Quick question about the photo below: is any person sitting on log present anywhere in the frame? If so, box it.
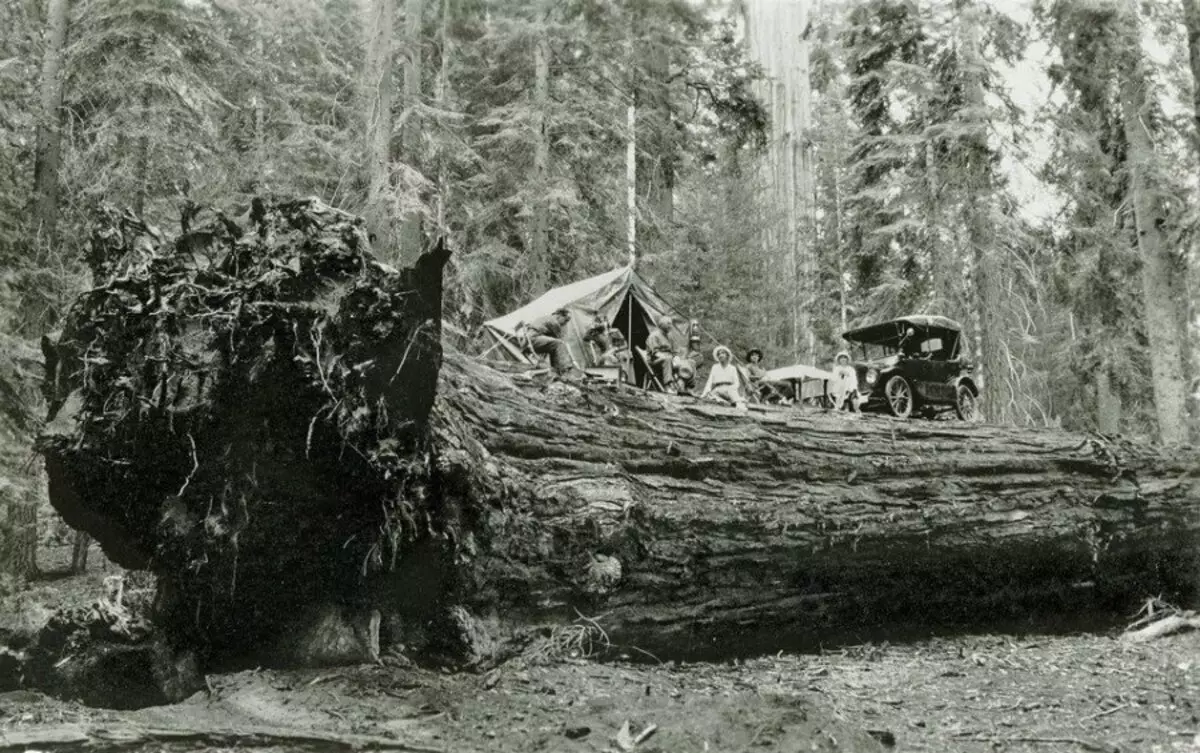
[599,329,634,383]
[744,348,788,404]
[830,350,860,413]
[583,315,611,356]
[646,315,679,392]
[700,346,746,410]
[685,334,705,369]
[526,308,578,378]
[665,334,701,395]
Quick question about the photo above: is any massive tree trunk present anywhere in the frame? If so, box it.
[31,0,69,242]
[398,0,424,260]
[529,0,550,289]
[635,40,673,259]
[436,361,1200,656]
[743,0,815,361]
[362,0,396,260]
[960,7,1006,424]
[1116,0,1191,445]
[32,198,1200,687]
[1177,0,1200,440]
[1182,0,1200,154]
[0,337,43,582]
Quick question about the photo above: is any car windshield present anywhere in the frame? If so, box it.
[856,341,897,361]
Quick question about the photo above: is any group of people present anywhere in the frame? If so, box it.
[516,309,862,412]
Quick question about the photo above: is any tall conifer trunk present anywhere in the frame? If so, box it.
[529,0,550,288]
[31,0,70,243]
[1176,0,1200,437]
[398,0,424,260]
[743,0,814,361]
[362,0,396,260]
[1116,0,1190,445]
[960,5,1004,422]
[434,0,451,231]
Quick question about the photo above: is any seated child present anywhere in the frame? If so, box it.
[830,350,860,412]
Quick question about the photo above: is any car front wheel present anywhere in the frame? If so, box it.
[954,384,978,422]
[884,376,913,418]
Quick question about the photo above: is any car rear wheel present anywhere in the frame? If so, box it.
[884,376,913,418]
[954,384,978,422]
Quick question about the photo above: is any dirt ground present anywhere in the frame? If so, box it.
[2,545,1198,753]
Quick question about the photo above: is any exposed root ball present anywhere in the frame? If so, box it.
[39,197,450,662]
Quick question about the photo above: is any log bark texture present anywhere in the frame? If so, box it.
[33,198,1200,685]
[434,359,1200,657]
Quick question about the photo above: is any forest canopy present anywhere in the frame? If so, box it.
[0,0,1197,443]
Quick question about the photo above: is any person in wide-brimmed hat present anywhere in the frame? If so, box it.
[677,333,705,394]
[645,315,679,391]
[743,347,786,404]
[831,350,860,413]
[701,345,746,409]
[525,307,579,378]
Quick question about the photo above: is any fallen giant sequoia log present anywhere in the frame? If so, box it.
[35,199,1200,690]
[436,365,1200,656]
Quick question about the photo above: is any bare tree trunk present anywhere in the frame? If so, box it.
[794,15,815,360]
[6,501,37,580]
[529,0,549,289]
[1117,0,1191,445]
[362,0,396,259]
[398,0,424,260]
[1096,367,1122,435]
[433,0,451,232]
[960,5,1004,423]
[744,0,815,362]
[133,89,151,217]
[637,42,673,258]
[625,100,637,268]
[833,159,847,334]
[1182,0,1200,154]
[1176,0,1200,438]
[252,16,266,178]
[71,530,90,574]
[31,0,70,242]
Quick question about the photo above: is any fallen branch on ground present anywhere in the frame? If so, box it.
[0,723,448,752]
[1121,612,1200,643]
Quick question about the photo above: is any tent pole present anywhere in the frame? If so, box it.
[628,293,638,352]
[479,340,503,359]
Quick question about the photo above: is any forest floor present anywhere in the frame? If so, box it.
[1,545,1198,753]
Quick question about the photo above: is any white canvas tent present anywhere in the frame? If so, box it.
[483,266,682,378]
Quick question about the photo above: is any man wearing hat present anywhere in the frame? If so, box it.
[745,347,787,403]
[525,307,577,377]
[678,334,705,394]
[700,345,746,409]
[645,315,679,391]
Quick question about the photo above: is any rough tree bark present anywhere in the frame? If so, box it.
[398,0,424,260]
[362,0,396,259]
[0,337,44,582]
[960,4,1006,423]
[529,0,550,289]
[31,0,70,242]
[743,0,815,361]
[1116,0,1191,445]
[1182,0,1200,154]
[31,199,1200,688]
[435,361,1200,657]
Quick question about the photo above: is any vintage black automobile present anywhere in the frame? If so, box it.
[841,315,979,420]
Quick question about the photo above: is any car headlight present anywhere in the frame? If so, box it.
[865,368,878,385]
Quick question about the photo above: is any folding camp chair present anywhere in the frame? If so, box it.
[634,346,669,392]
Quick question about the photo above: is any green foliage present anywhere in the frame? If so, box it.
[0,0,1194,435]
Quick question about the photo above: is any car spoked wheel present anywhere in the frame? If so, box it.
[884,376,913,418]
[955,384,978,422]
